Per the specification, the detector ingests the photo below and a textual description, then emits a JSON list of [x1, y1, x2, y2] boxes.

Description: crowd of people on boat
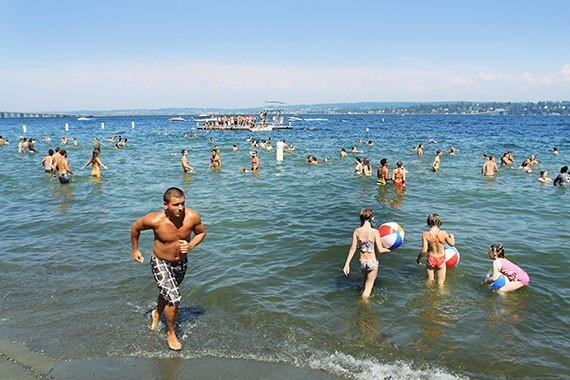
[[199, 115, 257, 130]]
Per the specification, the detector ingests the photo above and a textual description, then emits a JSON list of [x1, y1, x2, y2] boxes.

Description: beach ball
[[378, 222, 405, 250], [444, 244, 460, 269], [485, 271, 510, 290]]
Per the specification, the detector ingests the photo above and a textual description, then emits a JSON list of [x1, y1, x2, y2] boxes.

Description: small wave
[[119, 347, 467, 380], [304, 118, 329, 121], [308, 351, 468, 380]]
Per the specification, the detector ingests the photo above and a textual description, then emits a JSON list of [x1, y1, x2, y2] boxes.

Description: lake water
[[0, 114, 568, 379]]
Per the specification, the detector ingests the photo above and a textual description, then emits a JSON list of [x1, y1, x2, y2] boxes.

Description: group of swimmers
[[40, 147, 75, 183], [344, 209, 530, 300], [33, 136, 116, 182]]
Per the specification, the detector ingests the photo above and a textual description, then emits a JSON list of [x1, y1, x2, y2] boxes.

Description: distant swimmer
[[501, 151, 514, 166], [392, 160, 406, 187], [416, 144, 424, 156], [130, 187, 206, 351], [538, 170, 553, 184], [17, 137, 27, 153], [432, 150, 442, 172], [340, 148, 347, 158], [81, 148, 108, 178], [180, 150, 194, 173], [482, 156, 499, 176], [209, 149, 221, 169], [41, 149, 55, 175], [306, 155, 318, 165], [429, 139, 438, 144], [377, 158, 390, 186], [354, 157, 363, 175], [28, 138, 37, 153], [553, 146, 559, 155], [251, 151, 259, 171], [553, 166, 570, 186], [362, 158, 372, 176], [529, 154, 538, 166], [520, 158, 533, 173], [351, 145, 363, 154], [56, 150, 75, 183], [449, 146, 456, 155]]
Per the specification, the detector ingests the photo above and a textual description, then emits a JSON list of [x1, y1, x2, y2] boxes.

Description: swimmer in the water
[[482, 156, 498, 176], [483, 243, 530, 293]]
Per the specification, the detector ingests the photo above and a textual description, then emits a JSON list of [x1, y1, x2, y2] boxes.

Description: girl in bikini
[[392, 160, 406, 187], [343, 208, 391, 298], [81, 148, 108, 178], [416, 213, 455, 286], [483, 244, 529, 292]]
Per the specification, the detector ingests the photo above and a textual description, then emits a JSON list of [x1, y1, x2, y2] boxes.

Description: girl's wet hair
[[426, 213, 442, 227], [359, 208, 375, 226], [489, 244, 505, 258]]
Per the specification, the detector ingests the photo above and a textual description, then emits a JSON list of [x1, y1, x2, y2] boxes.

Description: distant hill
[[2, 101, 569, 118]]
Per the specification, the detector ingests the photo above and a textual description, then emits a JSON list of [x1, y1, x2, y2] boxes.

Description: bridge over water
[[1, 112, 78, 119]]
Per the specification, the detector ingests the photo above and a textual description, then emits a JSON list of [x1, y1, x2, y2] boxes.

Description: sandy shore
[[0, 335, 340, 380]]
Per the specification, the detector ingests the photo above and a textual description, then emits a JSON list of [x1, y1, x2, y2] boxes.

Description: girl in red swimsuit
[[416, 213, 456, 286]]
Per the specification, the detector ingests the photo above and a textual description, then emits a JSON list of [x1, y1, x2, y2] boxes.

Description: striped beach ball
[[444, 243, 460, 269], [378, 222, 405, 250]]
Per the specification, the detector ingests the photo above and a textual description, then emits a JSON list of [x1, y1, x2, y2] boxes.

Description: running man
[[131, 187, 206, 350]]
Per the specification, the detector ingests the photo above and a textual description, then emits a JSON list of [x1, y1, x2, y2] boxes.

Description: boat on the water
[[77, 116, 95, 121], [169, 117, 186, 122], [249, 125, 274, 132], [194, 113, 217, 122], [254, 101, 292, 131]]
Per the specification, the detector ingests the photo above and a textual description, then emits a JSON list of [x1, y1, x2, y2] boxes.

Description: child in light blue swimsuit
[[343, 208, 391, 299]]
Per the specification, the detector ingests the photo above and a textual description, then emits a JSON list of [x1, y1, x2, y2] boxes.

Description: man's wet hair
[[163, 187, 185, 203]]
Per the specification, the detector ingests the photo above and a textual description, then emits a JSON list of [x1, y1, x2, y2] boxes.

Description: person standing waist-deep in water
[[131, 187, 206, 350]]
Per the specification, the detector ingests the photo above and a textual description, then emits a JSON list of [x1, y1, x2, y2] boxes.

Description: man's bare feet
[[150, 309, 160, 331], [167, 333, 182, 351]]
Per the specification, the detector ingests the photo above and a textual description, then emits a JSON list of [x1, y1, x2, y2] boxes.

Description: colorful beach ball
[[444, 244, 460, 269], [484, 270, 510, 289], [378, 222, 405, 250]]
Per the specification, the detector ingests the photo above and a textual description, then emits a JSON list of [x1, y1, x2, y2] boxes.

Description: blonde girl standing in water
[[343, 208, 390, 298]]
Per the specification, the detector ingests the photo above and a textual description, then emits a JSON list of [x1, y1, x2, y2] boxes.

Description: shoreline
[[0, 335, 340, 380]]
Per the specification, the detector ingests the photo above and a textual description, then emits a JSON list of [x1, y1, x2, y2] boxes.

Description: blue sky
[[1, 0, 569, 111]]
